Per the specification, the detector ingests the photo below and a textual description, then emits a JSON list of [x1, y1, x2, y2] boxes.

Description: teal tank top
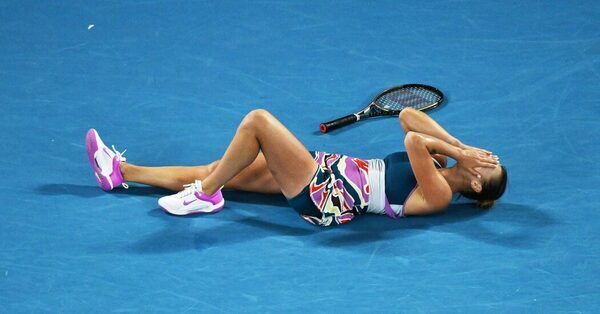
[[383, 152, 442, 206]]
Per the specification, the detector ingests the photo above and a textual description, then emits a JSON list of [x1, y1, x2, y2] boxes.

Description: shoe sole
[[159, 199, 225, 216]]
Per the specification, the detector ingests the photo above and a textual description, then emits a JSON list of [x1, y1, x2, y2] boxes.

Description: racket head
[[372, 84, 444, 115]]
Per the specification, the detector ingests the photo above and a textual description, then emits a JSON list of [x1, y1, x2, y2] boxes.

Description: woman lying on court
[[86, 108, 507, 226]]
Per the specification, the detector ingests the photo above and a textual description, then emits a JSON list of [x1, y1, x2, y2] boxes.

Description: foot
[[85, 128, 128, 191], [158, 180, 225, 216]]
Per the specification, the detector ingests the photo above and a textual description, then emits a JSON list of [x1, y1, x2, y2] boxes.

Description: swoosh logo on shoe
[[93, 156, 101, 169], [183, 199, 197, 206]]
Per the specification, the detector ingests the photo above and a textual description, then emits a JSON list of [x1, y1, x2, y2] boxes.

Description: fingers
[[477, 153, 499, 165], [475, 150, 496, 159], [466, 145, 493, 156], [475, 154, 494, 162], [469, 156, 499, 171], [479, 161, 499, 168], [469, 168, 482, 179]]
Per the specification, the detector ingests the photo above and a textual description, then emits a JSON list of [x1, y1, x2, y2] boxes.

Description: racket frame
[[319, 84, 444, 133]]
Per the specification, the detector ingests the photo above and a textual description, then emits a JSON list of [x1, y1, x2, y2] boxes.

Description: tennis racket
[[319, 84, 444, 133]]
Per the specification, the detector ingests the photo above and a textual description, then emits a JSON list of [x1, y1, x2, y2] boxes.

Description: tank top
[[383, 152, 443, 212]]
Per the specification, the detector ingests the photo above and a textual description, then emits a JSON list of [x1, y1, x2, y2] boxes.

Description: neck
[[439, 165, 471, 194]]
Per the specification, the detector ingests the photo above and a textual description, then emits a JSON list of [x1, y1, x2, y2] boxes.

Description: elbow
[[423, 189, 453, 212], [430, 195, 452, 212], [399, 108, 416, 132], [404, 131, 422, 148], [399, 107, 417, 121]]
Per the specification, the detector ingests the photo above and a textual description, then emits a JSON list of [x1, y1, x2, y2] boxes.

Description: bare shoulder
[[403, 186, 451, 216]]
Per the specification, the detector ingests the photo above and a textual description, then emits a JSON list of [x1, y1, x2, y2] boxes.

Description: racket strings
[[376, 87, 442, 111]]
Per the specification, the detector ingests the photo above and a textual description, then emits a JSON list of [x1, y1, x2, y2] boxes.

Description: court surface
[[1, 1, 599, 312]]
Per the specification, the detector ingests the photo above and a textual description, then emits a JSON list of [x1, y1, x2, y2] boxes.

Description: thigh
[[224, 153, 281, 194], [251, 110, 318, 198]]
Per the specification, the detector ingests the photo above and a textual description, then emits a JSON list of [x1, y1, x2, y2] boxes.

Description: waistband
[[367, 159, 402, 219]]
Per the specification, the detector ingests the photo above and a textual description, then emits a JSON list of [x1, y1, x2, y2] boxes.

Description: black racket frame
[[319, 84, 444, 133]]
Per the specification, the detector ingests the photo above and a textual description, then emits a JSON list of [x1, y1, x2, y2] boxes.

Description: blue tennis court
[[1, 1, 598, 312]]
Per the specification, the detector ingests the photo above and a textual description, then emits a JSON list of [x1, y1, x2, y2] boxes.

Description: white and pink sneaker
[[158, 180, 225, 216], [85, 128, 128, 191]]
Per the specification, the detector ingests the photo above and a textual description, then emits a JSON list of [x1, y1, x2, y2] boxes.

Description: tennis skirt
[[287, 151, 370, 226]]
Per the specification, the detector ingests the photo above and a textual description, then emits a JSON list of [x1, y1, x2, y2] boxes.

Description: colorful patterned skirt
[[287, 151, 370, 226]]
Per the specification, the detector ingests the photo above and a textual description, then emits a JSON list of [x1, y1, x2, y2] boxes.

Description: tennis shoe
[[158, 180, 225, 216], [85, 128, 128, 191]]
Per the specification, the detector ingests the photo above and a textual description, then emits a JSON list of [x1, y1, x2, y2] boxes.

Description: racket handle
[[320, 114, 358, 133]]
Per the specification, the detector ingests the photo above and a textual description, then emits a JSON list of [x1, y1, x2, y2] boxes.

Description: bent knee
[[247, 109, 272, 121], [241, 109, 273, 130], [399, 107, 417, 122]]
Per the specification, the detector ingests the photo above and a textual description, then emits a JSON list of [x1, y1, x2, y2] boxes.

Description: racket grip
[[320, 114, 358, 133]]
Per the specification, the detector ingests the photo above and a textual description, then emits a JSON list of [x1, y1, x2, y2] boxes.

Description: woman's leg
[[201, 109, 317, 198], [120, 153, 281, 193]]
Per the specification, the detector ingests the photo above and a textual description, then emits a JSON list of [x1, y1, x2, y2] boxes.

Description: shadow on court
[[315, 203, 557, 250], [121, 211, 317, 255], [37, 184, 556, 254], [122, 201, 556, 255], [223, 190, 290, 207], [36, 184, 289, 205], [35, 184, 171, 198]]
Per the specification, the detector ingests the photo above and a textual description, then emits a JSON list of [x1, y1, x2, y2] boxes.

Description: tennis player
[[86, 108, 506, 226]]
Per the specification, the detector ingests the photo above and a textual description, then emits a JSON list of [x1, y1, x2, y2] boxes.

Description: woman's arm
[[399, 108, 462, 147], [399, 108, 493, 156], [403, 131, 498, 214], [404, 131, 458, 210]]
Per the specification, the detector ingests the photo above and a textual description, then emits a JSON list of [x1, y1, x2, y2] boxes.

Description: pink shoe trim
[[195, 190, 223, 203], [108, 156, 125, 187], [85, 129, 99, 169], [85, 128, 125, 191], [86, 129, 111, 190]]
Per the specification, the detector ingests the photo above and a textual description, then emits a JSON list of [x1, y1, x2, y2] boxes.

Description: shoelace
[[110, 145, 129, 189], [111, 145, 127, 162], [177, 180, 203, 198]]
